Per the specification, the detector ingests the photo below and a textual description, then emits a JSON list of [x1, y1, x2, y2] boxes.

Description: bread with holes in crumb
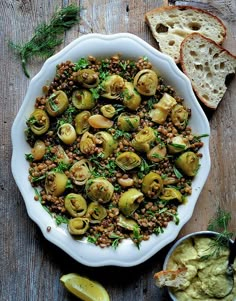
[[145, 5, 226, 63], [154, 268, 188, 288], [180, 33, 236, 109]]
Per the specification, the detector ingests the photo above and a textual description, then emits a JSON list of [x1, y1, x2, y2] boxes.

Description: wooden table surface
[[1, 0, 235, 300]]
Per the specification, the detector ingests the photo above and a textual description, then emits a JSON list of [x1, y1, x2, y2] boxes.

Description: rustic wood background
[[0, 0, 235, 300]]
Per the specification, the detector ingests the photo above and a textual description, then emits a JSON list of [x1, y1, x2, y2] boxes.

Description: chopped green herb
[[73, 57, 89, 71], [25, 153, 34, 162], [173, 166, 183, 179]]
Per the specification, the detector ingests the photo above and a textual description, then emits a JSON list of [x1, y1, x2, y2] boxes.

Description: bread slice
[[154, 268, 188, 288], [145, 5, 226, 63], [180, 33, 236, 109]]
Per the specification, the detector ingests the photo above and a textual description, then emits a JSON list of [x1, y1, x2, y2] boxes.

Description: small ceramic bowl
[[163, 231, 235, 301]]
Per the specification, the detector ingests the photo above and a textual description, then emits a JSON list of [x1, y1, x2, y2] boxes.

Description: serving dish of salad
[[11, 33, 210, 266]]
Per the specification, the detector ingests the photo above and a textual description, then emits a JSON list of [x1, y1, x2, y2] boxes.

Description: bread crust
[[180, 33, 236, 109], [145, 5, 227, 63], [154, 267, 188, 288]]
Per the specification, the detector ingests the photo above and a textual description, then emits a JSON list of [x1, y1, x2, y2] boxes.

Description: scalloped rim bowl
[[11, 33, 211, 267]]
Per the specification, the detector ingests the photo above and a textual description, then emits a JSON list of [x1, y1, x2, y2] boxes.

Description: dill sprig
[[10, 5, 80, 78], [201, 208, 234, 259]]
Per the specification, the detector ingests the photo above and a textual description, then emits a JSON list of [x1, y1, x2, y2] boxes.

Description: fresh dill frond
[[201, 208, 234, 260], [10, 5, 80, 78]]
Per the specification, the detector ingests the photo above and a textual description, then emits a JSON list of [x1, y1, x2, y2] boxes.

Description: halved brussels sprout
[[65, 193, 87, 217], [149, 93, 177, 124], [31, 140, 46, 161], [88, 114, 114, 129], [45, 90, 69, 117], [122, 82, 141, 110], [79, 132, 96, 154], [72, 89, 95, 109], [159, 188, 183, 202], [57, 123, 77, 145], [101, 75, 125, 99], [74, 111, 91, 135], [132, 126, 156, 152], [117, 113, 140, 131], [70, 159, 92, 185], [28, 109, 50, 135], [118, 188, 144, 216], [171, 104, 189, 130], [87, 202, 107, 223], [133, 69, 158, 96], [116, 152, 141, 171], [147, 144, 166, 162], [117, 214, 138, 231], [74, 69, 99, 88], [45, 171, 68, 196], [54, 145, 70, 164], [142, 171, 163, 199], [167, 136, 189, 154], [68, 217, 90, 235], [86, 178, 114, 204], [95, 131, 117, 158], [100, 104, 116, 118], [175, 151, 200, 177]]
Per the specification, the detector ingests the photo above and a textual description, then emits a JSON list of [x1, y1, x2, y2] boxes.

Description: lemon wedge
[[60, 273, 110, 301]]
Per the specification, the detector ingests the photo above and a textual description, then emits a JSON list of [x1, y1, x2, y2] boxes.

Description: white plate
[[11, 33, 211, 267]]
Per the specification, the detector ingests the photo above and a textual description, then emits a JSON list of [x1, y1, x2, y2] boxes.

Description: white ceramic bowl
[[11, 33, 211, 267], [163, 231, 235, 301]]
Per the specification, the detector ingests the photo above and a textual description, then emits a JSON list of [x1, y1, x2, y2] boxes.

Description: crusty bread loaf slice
[[145, 5, 226, 63], [180, 33, 236, 109], [154, 268, 188, 288]]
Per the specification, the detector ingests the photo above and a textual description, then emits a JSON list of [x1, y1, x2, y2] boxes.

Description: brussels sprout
[[117, 113, 140, 132], [142, 171, 163, 199], [45, 90, 69, 117], [88, 114, 114, 129], [31, 140, 46, 161], [131, 126, 156, 152], [28, 109, 50, 135], [57, 123, 77, 145], [74, 69, 99, 88], [149, 93, 177, 124], [68, 217, 90, 235], [95, 131, 117, 158], [116, 152, 141, 171], [74, 111, 91, 135], [65, 193, 87, 217], [171, 104, 189, 130], [133, 69, 158, 96], [101, 75, 125, 99], [159, 188, 183, 202], [70, 159, 92, 185], [167, 135, 189, 154], [147, 144, 166, 162], [122, 82, 141, 110], [72, 89, 95, 109], [175, 151, 200, 177], [79, 132, 96, 154], [118, 188, 144, 216], [100, 104, 116, 118], [86, 178, 114, 204], [87, 202, 107, 223], [117, 214, 138, 231], [45, 171, 68, 196]]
